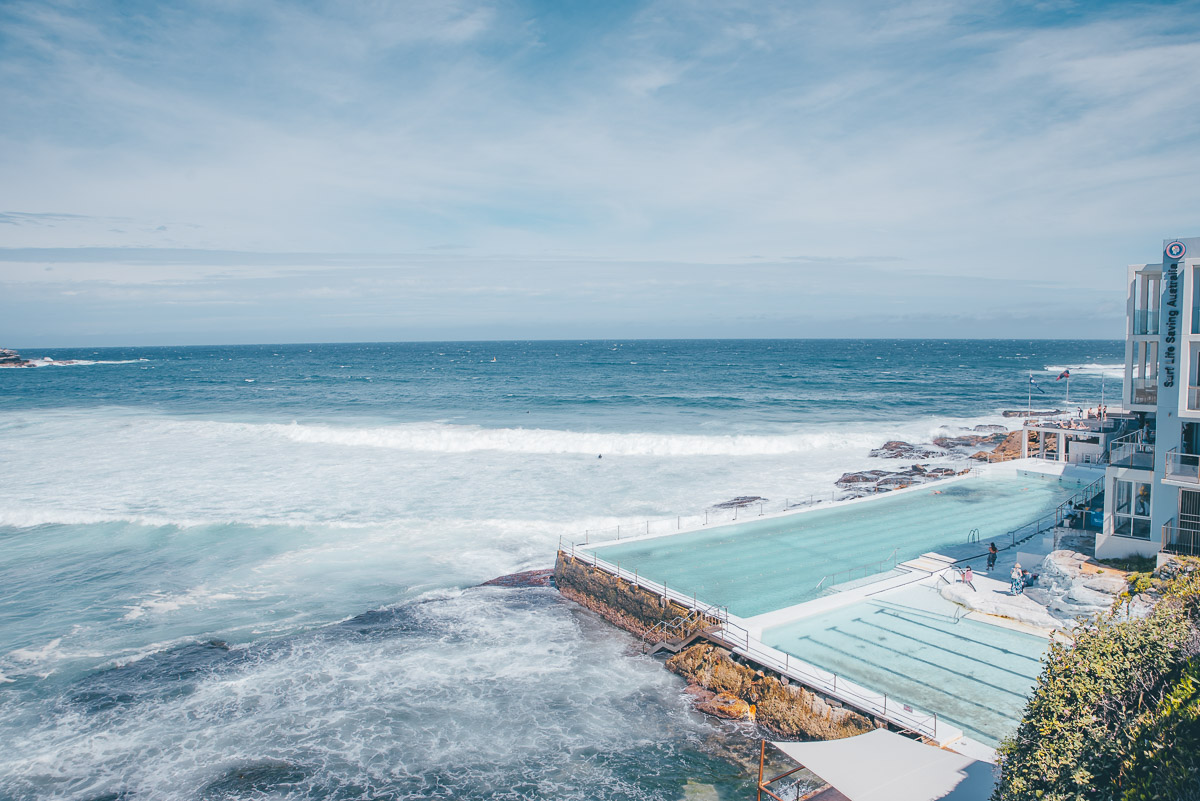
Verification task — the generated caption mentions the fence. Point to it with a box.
[562,546,946,742]
[992,476,1105,548]
[564,470,982,551]
[814,548,899,591]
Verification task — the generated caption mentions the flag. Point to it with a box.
[1057,369,1070,381]
[1030,376,1046,394]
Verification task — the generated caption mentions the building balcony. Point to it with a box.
[1133,309,1160,336]
[1108,439,1154,469]
[1165,448,1200,484]
[1131,378,1157,406]
[1162,523,1200,556]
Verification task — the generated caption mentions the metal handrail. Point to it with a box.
[715,618,942,739]
[565,473,982,551]
[814,548,899,591]
[1162,522,1200,557]
[1164,448,1200,483]
[565,546,946,739]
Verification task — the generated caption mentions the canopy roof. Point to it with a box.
[772,730,994,801]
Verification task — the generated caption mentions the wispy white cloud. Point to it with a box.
[1,0,1197,343]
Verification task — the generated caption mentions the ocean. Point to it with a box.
[0,339,1122,800]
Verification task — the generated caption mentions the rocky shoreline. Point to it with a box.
[0,348,34,368]
[838,426,1027,495]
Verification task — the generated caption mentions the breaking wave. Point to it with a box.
[1043,363,1123,377]
[261,420,943,457]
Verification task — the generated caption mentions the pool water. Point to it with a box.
[589,473,1082,617]
[760,585,1050,745]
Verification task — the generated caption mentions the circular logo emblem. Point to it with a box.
[1167,240,1187,259]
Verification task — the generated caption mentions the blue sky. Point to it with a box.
[2,0,1199,345]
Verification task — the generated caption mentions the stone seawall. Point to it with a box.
[554,551,877,740]
[667,644,876,740]
[553,551,717,642]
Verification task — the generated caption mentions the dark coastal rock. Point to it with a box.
[933,432,1007,450]
[970,429,1031,462]
[838,463,968,494]
[0,348,33,367]
[835,469,892,488]
[479,569,555,588]
[868,440,944,459]
[1003,409,1064,418]
[712,496,768,509]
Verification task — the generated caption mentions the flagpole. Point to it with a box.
[1028,372,1032,416]
[1066,375,1070,404]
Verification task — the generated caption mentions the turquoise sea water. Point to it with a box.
[0,340,1121,799]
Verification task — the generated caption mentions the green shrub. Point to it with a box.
[994,563,1200,800]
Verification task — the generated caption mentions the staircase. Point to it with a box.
[641,610,721,656]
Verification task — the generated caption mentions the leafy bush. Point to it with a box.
[994,560,1200,800]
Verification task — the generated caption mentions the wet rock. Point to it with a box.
[869,441,943,459]
[1003,409,1065,418]
[697,692,756,721]
[712,496,767,509]
[933,433,1007,450]
[480,569,554,588]
[667,643,874,740]
[835,470,892,488]
[0,348,33,367]
[971,430,1028,462]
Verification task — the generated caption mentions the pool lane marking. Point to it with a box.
[783,633,1027,726]
[869,608,1045,667]
[808,625,1039,702]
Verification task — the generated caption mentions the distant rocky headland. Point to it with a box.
[0,348,34,367]
[0,348,85,368]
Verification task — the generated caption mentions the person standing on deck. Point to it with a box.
[987,543,998,571]
[960,565,976,591]
[1010,562,1024,594]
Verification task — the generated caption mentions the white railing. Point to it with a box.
[1108,428,1154,469]
[568,493,845,548]
[564,471,982,550]
[564,547,948,741]
[1165,448,1200,483]
[814,548,900,591]
[1163,523,1200,556]
[711,619,945,741]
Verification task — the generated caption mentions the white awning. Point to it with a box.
[772,730,994,801]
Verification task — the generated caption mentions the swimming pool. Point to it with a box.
[588,473,1082,617]
[760,585,1049,745]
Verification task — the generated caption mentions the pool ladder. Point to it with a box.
[966,527,981,543]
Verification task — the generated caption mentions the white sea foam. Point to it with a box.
[1043,363,1124,378]
[264,420,892,456]
[26,358,148,367]
[122,587,245,621]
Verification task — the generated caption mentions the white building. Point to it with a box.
[1097,237,1200,560]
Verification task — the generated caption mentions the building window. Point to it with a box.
[1132,340,1158,405]
[1114,479,1152,539]
[1135,272,1161,335]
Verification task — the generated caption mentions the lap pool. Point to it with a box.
[587,472,1084,618]
[760,585,1049,745]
